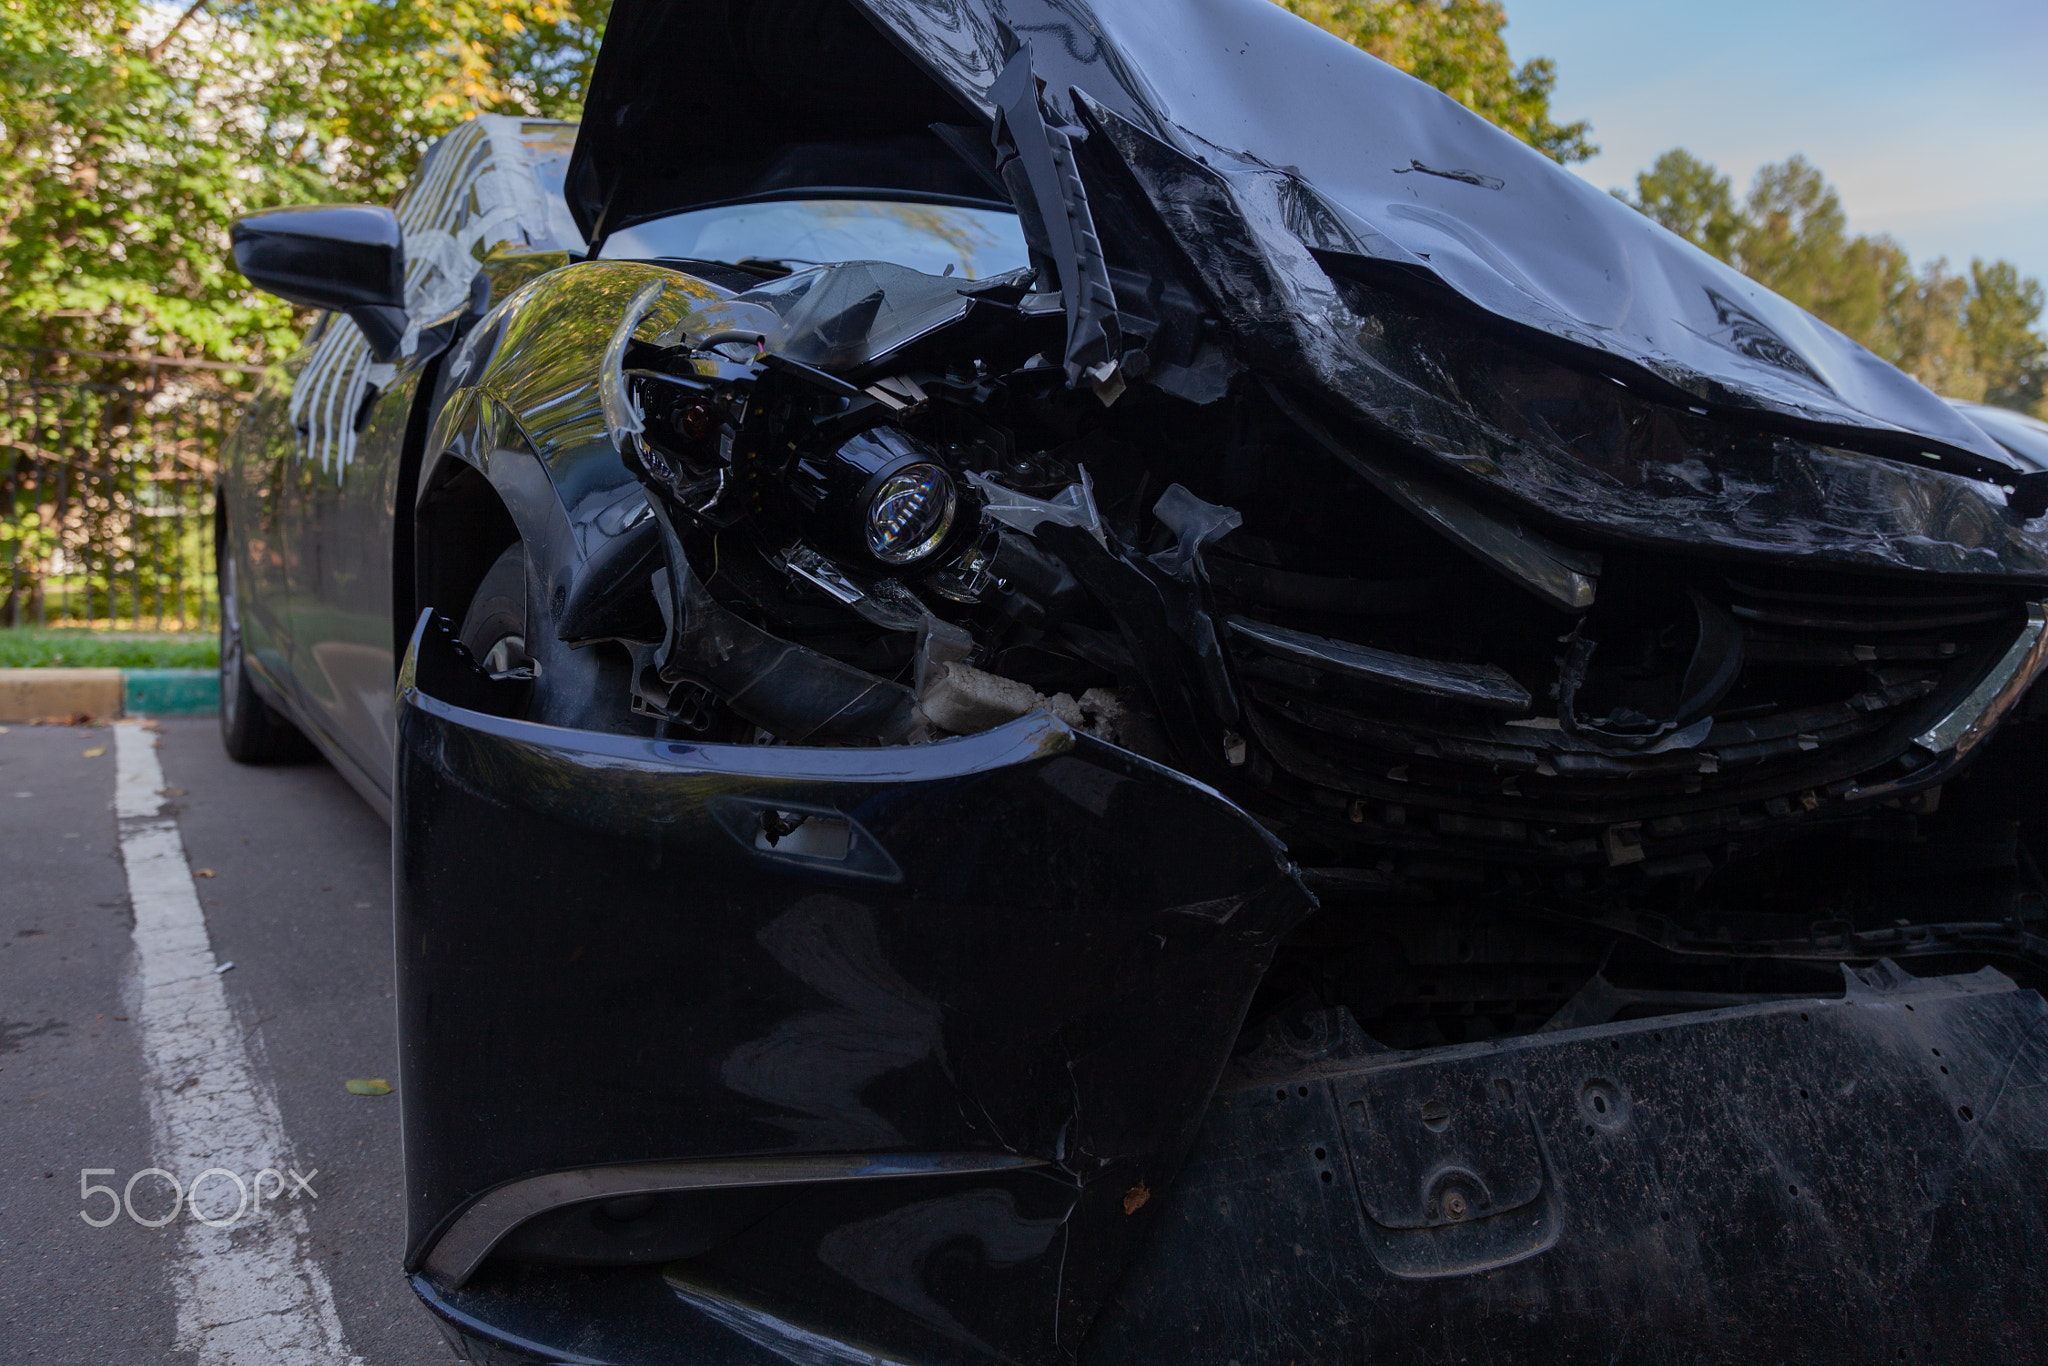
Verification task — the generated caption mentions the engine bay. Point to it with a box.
[462,252,2048,1057]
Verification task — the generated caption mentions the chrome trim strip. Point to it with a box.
[423,1151,1048,1287]
[1916,602,2048,757]
[1227,615,1534,712]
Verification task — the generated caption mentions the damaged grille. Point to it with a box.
[1231,573,2032,870]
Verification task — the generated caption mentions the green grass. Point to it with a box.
[0,628,218,669]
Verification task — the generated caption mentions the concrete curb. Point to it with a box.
[0,667,219,721]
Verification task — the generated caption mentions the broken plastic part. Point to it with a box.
[1149,483,1244,579]
[780,543,864,607]
[600,279,667,456]
[1034,521,1237,784]
[913,615,975,698]
[557,507,666,647]
[1262,382,1598,612]
[916,658,1127,745]
[781,543,938,635]
[1555,633,1715,752]
[1226,616,1532,713]
[848,577,928,633]
[1676,589,1746,726]
[647,508,918,744]
[967,466,1106,546]
[1916,602,2048,756]
[1090,360,1126,407]
[989,46,1121,388]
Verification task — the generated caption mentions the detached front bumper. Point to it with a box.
[394,620,1314,1365]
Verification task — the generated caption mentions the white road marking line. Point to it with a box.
[114,722,363,1365]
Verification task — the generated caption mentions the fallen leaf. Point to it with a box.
[346,1078,392,1096]
[1122,1182,1151,1215]
[138,719,162,731]
[193,869,216,878]
[81,746,106,758]
[160,787,187,797]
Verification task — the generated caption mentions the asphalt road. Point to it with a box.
[0,716,453,1365]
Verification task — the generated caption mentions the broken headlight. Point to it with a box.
[788,427,959,568]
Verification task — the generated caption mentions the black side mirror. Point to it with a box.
[231,204,410,362]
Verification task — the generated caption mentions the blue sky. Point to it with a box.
[1503,0,2048,286]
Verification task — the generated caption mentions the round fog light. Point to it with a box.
[865,463,956,564]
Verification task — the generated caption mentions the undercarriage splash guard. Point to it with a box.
[415,951,2048,1364]
[1090,960,2048,1364]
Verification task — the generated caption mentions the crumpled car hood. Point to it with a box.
[569,0,2010,476]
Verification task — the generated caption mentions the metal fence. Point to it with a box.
[0,347,249,631]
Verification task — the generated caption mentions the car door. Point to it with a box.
[278,323,426,805]
[282,116,582,801]
[218,342,312,706]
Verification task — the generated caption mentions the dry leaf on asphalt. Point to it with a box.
[81,746,106,758]
[193,868,216,878]
[345,1078,392,1096]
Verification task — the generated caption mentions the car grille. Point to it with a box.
[1229,575,2034,869]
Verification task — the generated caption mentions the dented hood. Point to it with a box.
[570,0,2012,477]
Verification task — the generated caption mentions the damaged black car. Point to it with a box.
[219,0,2048,1361]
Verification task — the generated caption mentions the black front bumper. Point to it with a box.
[394,634,1313,1365]
[416,954,2048,1365]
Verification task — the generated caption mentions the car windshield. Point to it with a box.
[597,198,1028,280]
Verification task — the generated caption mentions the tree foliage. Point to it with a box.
[1623,149,2048,417]
[1273,0,1596,164]
[1,0,1597,371]
[12,0,2037,421]
[0,0,603,368]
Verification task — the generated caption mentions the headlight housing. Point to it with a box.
[865,463,956,564]
[789,426,959,569]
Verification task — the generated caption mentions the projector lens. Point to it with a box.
[864,463,956,564]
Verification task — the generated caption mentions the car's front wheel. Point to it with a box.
[458,541,532,679]
[218,553,315,764]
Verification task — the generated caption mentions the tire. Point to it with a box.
[218,553,316,764]
[458,542,530,675]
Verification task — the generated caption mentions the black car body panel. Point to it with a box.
[396,625,1311,1359]
[215,4,2048,1364]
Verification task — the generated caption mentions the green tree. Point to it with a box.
[1965,259,2048,414]
[1275,0,1596,163]
[1884,259,1979,404]
[1734,156,1911,352]
[0,0,604,368]
[1623,148,1742,262]
[1621,148,2048,417]
[4,0,1605,369]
